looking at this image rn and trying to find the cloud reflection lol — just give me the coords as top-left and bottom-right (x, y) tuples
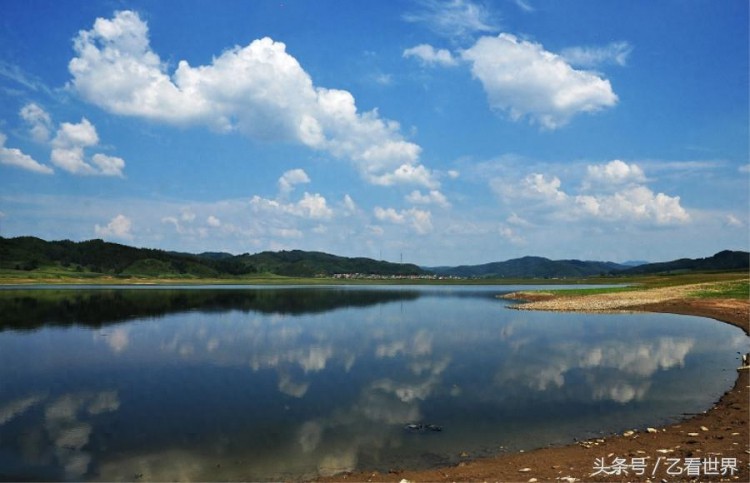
(42, 390), (120, 479)
(278, 372), (311, 398)
(5, 288), (738, 481)
(0, 393), (46, 425)
(495, 337), (696, 403)
(592, 380), (652, 404)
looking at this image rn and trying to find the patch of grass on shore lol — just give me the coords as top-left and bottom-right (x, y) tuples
(544, 272), (749, 298)
(691, 279), (749, 300)
(547, 285), (638, 297)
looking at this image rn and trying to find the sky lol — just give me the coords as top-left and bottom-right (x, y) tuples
(0, 0), (747, 266)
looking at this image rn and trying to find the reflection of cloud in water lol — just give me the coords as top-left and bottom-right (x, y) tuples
(318, 449), (358, 477)
(298, 346), (334, 372)
(375, 340), (406, 358)
(376, 330), (432, 358)
(278, 372), (311, 398)
(97, 449), (207, 482)
(206, 337), (220, 352)
(357, 386), (422, 422)
(409, 356), (449, 376)
(251, 345), (333, 373)
(107, 328), (129, 353)
(373, 378), (435, 403)
(289, 350), (451, 476)
(496, 337), (695, 402)
(0, 393), (46, 425)
(41, 390), (120, 479)
(88, 390), (120, 415)
(298, 420), (323, 453)
(580, 338), (695, 376)
(373, 357), (449, 403)
(593, 380), (652, 404)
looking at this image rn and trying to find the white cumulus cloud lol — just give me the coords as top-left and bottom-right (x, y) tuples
(367, 163), (438, 188)
(583, 159), (646, 189)
(575, 187), (689, 224)
(403, 44), (457, 67)
(95, 214), (133, 239)
(461, 33), (618, 129)
(374, 206), (433, 234)
(69, 10), (434, 187)
(91, 153), (126, 177)
(250, 192), (333, 220)
(51, 118), (124, 176)
(278, 169), (311, 195)
(406, 189), (451, 208)
(0, 132), (54, 174)
(493, 161), (690, 226)
(20, 102), (53, 143)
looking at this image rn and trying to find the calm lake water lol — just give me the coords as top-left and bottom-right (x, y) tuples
(0, 285), (747, 481)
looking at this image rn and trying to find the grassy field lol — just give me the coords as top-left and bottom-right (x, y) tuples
(0, 263), (606, 285)
(545, 271), (749, 300)
(1, 265), (747, 295)
(690, 278), (749, 299)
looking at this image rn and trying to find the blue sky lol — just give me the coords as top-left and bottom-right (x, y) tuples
(0, 0), (747, 265)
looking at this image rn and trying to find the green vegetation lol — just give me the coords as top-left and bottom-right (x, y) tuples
(691, 279), (750, 299)
(547, 272), (749, 300)
(619, 250), (749, 275)
(428, 251), (748, 279)
(428, 256), (627, 278)
(547, 285), (639, 296)
(0, 236), (428, 281)
(0, 287), (422, 332)
(1, 236), (747, 285)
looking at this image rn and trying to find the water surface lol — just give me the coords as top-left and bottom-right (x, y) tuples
(0, 286), (746, 481)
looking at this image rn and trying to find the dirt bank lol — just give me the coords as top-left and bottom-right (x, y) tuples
(319, 288), (749, 482)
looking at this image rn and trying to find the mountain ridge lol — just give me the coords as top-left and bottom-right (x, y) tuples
(0, 236), (427, 278)
(0, 236), (747, 279)
(425, 256), (628, 278)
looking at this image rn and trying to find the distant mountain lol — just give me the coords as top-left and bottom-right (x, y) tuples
(1, 236), (746, 280)
(621, 260), (649, 267)
(618, 250), (749, 275)
(426, 251), (749, 278)
(427, 256), (628, 279)
(0, 237), (427, 278)
(196, 251), (235, 261)
(233, 250), (427, 277)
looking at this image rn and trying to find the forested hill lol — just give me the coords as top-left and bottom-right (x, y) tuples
(427, 251), (749, 278)
(427, 256), (627, 278)
(1, 236), (747, 280)
(618, 250), (750, 275)
(0, 237), (427, 278)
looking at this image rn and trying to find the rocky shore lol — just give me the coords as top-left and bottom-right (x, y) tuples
(502, 283), (749, 334)
(320, 283), (749, 482)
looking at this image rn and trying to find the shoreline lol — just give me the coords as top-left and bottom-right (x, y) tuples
(320, 288), (749, 482)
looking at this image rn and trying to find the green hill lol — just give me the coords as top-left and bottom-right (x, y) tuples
(426, 251), (749, 279)
(1, 236), (746, 280)
(0, 236), (427, 278)
(427, 256), (627, 278)
(618, 250), (749, 275)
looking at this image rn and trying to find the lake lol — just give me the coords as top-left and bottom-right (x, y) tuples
(0, 285), (746, 481)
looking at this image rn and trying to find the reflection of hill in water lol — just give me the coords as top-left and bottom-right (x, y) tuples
(0, 288), (421, 331)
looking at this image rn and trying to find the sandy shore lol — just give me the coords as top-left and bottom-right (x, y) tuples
(319, 283), (749, 482)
